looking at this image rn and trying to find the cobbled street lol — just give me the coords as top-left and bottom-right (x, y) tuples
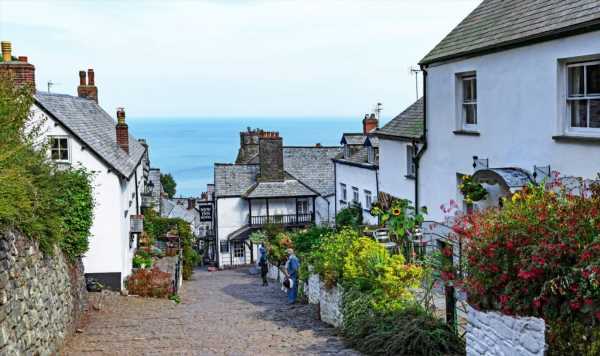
(61, 268), (359, 356)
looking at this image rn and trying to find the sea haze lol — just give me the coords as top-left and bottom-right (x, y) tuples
(128, 117), (367, 197)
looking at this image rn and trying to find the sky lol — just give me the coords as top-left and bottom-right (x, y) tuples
(0, 0), (480, 119)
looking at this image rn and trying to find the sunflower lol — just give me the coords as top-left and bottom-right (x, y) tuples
(391, 207), (402, 216)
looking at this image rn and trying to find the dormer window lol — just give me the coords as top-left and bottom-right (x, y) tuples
(344, 144), (350, 158)
(567, 61), (600, 130)
(367, 146), (374, 163)
(50, 136), (70, 162)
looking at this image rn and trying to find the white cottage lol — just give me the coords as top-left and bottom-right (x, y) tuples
(334, 114), (380, 225)
(214, 130), (340, 268)
(375, 98), (424, 204)
(0, 44), (148, 290)
(414, 0), (600, 222)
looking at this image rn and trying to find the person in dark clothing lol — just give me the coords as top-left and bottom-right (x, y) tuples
(258, 245), (268, 286)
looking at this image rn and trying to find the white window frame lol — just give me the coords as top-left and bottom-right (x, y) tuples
(352, 187), (359, 203)
(364, 190), (372, 209)
(49, 136), (70, 162)
(457, 73), (478, 131)
(565, 60), (600, 134)
(340, 183), (347, 202)
(233, 241), (245, 258)
(297, 199), (309, 214)
(406, 145), (416, 177)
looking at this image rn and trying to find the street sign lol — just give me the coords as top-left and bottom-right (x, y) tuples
(199, 204), (213, 222)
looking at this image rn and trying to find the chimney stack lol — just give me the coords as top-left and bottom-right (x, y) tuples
(363, 113), (379, 134)
(0, 41), (36, 90)
(77, 68), (98, 103)
(116, 107), (129, 154)
(187, 198), (195, 210)
(258, 131), (284, 182)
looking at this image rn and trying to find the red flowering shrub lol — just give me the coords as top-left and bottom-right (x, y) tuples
(456, 181), (600, 325)
(126, 267), (173, 298)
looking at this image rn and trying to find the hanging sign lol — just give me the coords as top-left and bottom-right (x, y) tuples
(199, 204), (213, 222)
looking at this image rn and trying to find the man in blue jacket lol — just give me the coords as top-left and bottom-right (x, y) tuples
(284, 248), (300, 304)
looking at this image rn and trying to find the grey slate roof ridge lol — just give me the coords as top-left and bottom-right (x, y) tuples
(34, 91), (146, 178)
(420, 0), (600, 65)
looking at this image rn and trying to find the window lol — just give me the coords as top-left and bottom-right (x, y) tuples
(233, 241), (245, 258)
(352, 187), (359, 203)
(297, 199), (309, 214)
(364, 190), (372, 209)
(50, 136), (69, 161)
(340, 183), (347, 201)
(460, 74), (477, 128)
(406, 145), (416, 177)
(367, 147), (374, 163)
(344, 145), (350, 158)
(219, 241), (229, 253)
(567, 61), (600, 130)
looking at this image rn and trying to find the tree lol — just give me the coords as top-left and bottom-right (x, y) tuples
(160, 173), (176, 198)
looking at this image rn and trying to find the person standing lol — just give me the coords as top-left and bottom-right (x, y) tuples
(258, 245), (268, 286)
(284, 248), (300, 304)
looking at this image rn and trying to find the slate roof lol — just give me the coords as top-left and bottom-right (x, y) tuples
(214, 164), (259, 197)
(376, 98), (424, 140)
(161, 197), (200, 225)
(243, 179), (318, 198)
(335, 146), (378, 168)
(420, 0), (600, 65)
(35, 92), (146, 178)
(282, 147), (341, 197)
(341, 133), (367, 145)
(214, 146), (341, 198)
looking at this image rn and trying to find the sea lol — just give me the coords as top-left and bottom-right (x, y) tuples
(127, 117), (368, 197)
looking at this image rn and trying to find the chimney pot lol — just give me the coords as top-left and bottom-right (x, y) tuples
(1, 41), (12, 62)
(116, 107), (129, 154)
(17, 56), (27, 63)
(87, 68), (95, 85)
(79, 70), (86, 86)
(362, 112), (379, 134)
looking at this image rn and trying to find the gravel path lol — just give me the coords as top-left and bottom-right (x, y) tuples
(61, 268), (359, 355)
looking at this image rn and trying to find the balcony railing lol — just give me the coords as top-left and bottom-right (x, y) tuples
(250, 213), (313, 227)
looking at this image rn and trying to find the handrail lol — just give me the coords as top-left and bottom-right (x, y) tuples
(250, 213), (313, 226)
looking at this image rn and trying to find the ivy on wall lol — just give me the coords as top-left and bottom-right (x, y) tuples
(0, 73), (95, 261)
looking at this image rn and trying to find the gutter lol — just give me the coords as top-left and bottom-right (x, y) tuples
(414, 66), (428, 211)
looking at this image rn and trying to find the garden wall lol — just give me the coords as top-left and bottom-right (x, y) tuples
(307, 273), (320, 305)
(466, 306), (545, 356)
(319, 281), (344, 327)
(0, 229), (88, 354)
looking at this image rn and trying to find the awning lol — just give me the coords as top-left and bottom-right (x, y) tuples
(227, 225), (253, 241)
(472, 168), (533, 192)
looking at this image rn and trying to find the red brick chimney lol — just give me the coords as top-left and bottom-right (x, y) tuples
(363, 113), (378, 134)
(0, 41), (35, 90)
(187, 198), (195, 210)
(77, 68), (98, 103)
(116, 107), (129, 154)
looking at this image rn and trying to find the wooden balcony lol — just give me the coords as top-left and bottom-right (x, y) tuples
(249, 213), (314, 227)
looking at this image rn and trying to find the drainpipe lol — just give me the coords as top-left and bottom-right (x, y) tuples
(414, 66), (428, 211)
(375, 168), (380, 225)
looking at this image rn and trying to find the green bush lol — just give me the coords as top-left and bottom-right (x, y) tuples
(0, 73), (94, 260)
(133, 250), (153, 268)
(335, 203), (363, 228)
(547, 320), (600, 356)
(342, 292), (465, 356)
(310, 228), (361, 287)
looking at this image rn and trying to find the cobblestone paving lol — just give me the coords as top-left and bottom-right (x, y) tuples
(61, 268), (359, 355)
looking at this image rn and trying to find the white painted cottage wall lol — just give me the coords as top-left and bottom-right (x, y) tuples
(335, 162), (378, 225)
(32, 106), (138, 289)
(422, 30), (600, 222)
(216, 197), (249, 267)
(379, 139), (415, 202)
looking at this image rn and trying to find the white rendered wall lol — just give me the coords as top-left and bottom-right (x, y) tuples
(216, 197), (249, 267)
(422, 30), (600, 222)
(378, 139), (415, 202)
(32, 106), (128, 287)
(335, 162), (378, 225)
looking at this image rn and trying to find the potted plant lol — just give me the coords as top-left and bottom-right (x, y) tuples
(459, 175), (488, 213)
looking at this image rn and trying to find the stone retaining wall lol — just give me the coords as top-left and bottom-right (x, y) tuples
(466, 306), (545, 356)
(318, 282), (343, 328)
(0, 229), (88, 355)
(267, 263), (282, 281)
(307, 273), (320, 305)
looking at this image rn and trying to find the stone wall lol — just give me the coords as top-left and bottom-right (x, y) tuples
(319, 282), (343, 328)
(0, 229), (88, 355)
(307, 273), (320, 305)
(466, 306), (545, 356)
(267, 263), (282, 281)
